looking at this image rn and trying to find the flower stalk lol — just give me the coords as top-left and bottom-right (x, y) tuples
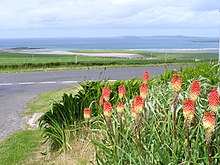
(117, 102), (124, 148)
(172, 74), (182, 139)
(140, 84), (148, 119)
(183, 99), (195, 161)
(208, 88), (219, 152)
(203, 112), (216, 165)
(189, 80), (200, 128)
(103, 102), (114, 144)
(134, 95), (144, 153)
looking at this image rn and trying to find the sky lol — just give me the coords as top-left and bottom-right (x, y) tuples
(0, 0), (219, 38)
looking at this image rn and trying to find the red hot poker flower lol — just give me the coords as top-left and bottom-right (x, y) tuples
(103, 102), (113, 118)
(134, 95), (144, 114)
(190, 80), (200, 101)
(102, 86), (111, 102)
(118, 85), (126, 99)
(131, 102), (137, 119)
(172, 74), (182, 92)
(208, 88), (219, 113)
(140, 84), (148, 100)
(99, 96), (104, 106)
(84, 108), (91, 119)
(117, 102), (124, 114)
(143, 71), (149, 84)
(203, 112), (216, 143)
(183, 99), (195, 126)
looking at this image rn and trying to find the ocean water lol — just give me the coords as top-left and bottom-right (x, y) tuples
(0, 36), (218, 51)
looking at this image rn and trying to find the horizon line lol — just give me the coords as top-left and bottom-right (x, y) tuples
(0, 35), (218, 40)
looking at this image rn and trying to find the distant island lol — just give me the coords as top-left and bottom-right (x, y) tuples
(192, 40), (218, 43)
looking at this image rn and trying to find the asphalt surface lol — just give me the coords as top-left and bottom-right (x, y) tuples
(0, 66), (179, 141)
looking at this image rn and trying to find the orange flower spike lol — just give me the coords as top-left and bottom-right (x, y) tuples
(131, 103), (137, 119)
(183, 99), (195, 125)
(140, 84), (148, 100)
(103, 102), (113, 118)
(118, 85), (126, 99)
(99, 96), (104, 106)
(190, 80), (200, 101)
(134, 95), (144, 114)
(84, 108), (91, 120)
(102, 86), (111, 102)
(171, 74), (182, 92)
(143, 71), (149, 84)
(209, 88), (219, 113)
(117, 102), (124, 114)
(203, 112), (216, 143)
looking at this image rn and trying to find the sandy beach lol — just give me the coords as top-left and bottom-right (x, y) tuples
(0, 47), (218, 58)
(0, 48), (143, 58)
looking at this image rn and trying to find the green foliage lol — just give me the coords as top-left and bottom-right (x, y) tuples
(92, 63), (220, 164)
(0, 130), (41, 165)
(39, 63), (220, 163)
(39, 79), (142, 152)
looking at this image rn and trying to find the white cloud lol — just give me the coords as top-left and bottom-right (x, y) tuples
(0, 0), (219, 37)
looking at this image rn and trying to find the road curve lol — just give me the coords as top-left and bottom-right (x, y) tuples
(0, 66), (179, 140)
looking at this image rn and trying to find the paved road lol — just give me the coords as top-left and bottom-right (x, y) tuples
(0, 66), (179, 140)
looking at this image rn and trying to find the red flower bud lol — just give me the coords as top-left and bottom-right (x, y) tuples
(102, 86), (111, 101)
(117, 102), (124, 114)
(208, 88), (219, 113)
(131, 103), (137, 119)
(118, 85), (126, 99)
(103, 102), (113, 118)
(143, 71), (149, 84)
(172, 74), (182, 92)
(84, 108), (91, 119)
(183, 99), (195, 126)
(140, 84), (148, 100)
(190, 80), (200, 101)
(203, 112), (216, 143)
(134, 95), (144, 114)
(99, 96), (104, 106)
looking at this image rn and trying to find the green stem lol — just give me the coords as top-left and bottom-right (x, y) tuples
(207, 141), (212, 165)
(144, 99), (148, 120)
(215, 115), (219, 153)
(136, 114), (142, 153)
(173, 92), (179, 139)
(106, 117), (114, 145)
(119, 114), (123, 149)
(186, 122), (191, 162)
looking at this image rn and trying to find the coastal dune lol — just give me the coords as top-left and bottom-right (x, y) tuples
(0, 48), (143, 58)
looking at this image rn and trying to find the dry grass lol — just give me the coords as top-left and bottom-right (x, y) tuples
(26, 137), (96, 165)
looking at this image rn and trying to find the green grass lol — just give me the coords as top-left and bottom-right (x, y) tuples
(0, 130), (41, 165)
(0, 85), (85, 164)
(73, 49), (218, 60)
(0, 51), (218, 72)
(25, 85), (80, 115)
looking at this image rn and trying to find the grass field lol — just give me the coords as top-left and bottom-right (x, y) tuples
(25, 85), (80, 115)
(0, 85), (91, 165)
(0, 51), (218, 72)
(0, 63), (219, 164)
(0, 130), (41, 165)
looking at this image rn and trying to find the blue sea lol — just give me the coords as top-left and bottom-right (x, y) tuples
(0, 36), (218, 51)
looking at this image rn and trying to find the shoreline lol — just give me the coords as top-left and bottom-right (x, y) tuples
(0, 48), (218, 58)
